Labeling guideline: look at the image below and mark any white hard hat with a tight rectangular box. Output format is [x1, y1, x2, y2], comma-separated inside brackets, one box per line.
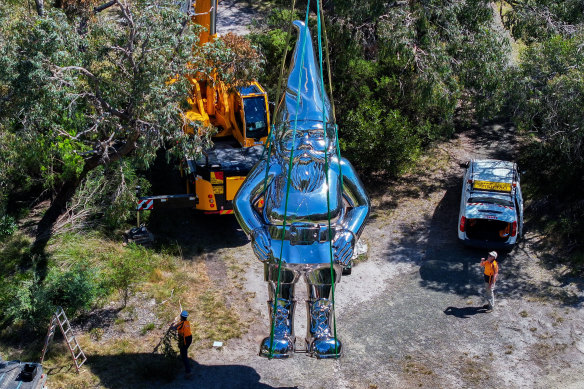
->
[488, 251, 498, 259]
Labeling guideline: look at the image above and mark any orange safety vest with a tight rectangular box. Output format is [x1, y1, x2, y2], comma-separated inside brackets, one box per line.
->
[177, 320, 192, 343]
[484, 260, 498, 277]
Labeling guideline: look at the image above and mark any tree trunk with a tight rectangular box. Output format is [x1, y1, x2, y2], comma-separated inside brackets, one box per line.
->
[34, 0, 44, 17]
[31, 164, 92, 278]
[31, 135, 137, 277]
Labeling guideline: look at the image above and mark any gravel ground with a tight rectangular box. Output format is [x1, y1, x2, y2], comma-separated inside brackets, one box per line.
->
[158, 122, 584, 389]
[216, 0, 261, 36]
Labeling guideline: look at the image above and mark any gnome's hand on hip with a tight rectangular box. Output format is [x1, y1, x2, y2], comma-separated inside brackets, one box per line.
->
[333, 229, 355, 266]
[250, 227, 271, 262]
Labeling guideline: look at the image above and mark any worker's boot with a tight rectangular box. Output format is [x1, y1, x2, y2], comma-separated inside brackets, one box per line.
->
[259, 265, 298, 358]
[305, 265, 342, 359]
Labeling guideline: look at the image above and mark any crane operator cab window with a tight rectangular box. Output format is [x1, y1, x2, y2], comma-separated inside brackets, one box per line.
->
[242, 96, 268, 140]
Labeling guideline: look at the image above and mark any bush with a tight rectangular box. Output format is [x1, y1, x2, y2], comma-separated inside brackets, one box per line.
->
[44, 263, 103, 316]
[0, 261, 104, 333]
[252, 2, 509, 174]
[106, 245, 155, 306]
[4, 274, 54, 332]
[0, 214, 17, 238]
[341, 101, 421, 175]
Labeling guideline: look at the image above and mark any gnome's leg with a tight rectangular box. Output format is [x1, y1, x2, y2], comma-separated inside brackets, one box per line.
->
[259, 263, 300, 358]
[305, 264, 342, 359]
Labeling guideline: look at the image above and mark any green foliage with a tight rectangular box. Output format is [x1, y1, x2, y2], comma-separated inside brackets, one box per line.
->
[503, 0, 584, 43]
[44, 264, 103, 315]
[0, 230, 171, 332]
[1, 261, 103, 332]
[342, 103, 420, 174]
[0, 214, 17, 238]
[330, 0, 508, 173]
[505, 0, 584, 261]
[249, 9, 300, 99]
[5, 274, 54, 332]
[0, 0, 262, 227]
[253, 1, 510, 174]
[106, 244, 155, 306]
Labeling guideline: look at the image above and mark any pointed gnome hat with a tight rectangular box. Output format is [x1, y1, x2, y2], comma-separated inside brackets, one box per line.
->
[275, 20, 332, 128]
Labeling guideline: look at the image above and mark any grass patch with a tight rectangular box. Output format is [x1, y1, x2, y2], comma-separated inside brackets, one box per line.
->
[197, 289, 244, 342]
[141, 323, 156, 335]
[459, 357, 487, 386]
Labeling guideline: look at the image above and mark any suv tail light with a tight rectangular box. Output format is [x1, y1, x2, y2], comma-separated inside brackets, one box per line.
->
[511, 221, 517, 237]
[459, 216, 466, 232]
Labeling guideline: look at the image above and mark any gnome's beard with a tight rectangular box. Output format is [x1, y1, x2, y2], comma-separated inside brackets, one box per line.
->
[290, 159, 326, 193]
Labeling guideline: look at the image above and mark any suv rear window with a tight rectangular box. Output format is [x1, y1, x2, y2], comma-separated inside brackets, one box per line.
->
[468, 196, 514, 207]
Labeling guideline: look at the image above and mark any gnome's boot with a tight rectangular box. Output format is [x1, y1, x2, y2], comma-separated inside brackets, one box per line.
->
[304, 265, 342, 358]
[259, 297, 296, 358]
[306, 297, 342, 358]
[259, 265, 298, 358]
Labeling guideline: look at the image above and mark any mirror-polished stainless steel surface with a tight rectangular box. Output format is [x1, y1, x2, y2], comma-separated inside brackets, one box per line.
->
[234, 20, 370, 359]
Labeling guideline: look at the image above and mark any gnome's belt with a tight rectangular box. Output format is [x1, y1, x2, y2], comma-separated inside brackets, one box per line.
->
[268, 224, 337, 245]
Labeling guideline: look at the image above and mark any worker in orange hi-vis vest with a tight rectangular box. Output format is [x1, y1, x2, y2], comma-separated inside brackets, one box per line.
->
[480, 251, 499, 311]
[172, 310, 192, 375]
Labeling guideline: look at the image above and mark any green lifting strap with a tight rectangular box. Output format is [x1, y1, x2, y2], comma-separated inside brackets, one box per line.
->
[316, 0, 339, 358]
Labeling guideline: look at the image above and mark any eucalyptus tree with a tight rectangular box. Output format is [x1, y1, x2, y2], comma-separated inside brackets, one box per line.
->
[0, 0, 260, 251]
[317, 0, 510, 173]
[504, 0, 584, 249]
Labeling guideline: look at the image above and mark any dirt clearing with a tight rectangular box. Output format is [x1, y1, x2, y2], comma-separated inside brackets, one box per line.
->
[155, 122, 584, 389]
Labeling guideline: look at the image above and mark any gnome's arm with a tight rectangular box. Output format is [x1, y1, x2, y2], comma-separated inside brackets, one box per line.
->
[234, 160, 279, 262]
[234, 160, 269, 234]
[338, 158, 370, 238]
[330, 157, 370, 266]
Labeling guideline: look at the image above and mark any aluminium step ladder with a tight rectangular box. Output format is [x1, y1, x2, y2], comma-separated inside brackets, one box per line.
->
[40, 307, 87, 373]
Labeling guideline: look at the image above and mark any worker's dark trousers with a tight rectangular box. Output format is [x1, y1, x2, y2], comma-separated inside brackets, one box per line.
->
[179, 335, 192, 373]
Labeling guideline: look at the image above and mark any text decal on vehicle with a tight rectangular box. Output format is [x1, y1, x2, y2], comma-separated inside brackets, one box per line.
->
[473, 180, 512, 192]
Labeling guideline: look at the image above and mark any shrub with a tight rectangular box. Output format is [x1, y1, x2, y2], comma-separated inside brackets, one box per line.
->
[4, 275, 54, 332]
[0, 214, 17, 238]
[44, 263, 103, 316]
[106, 245, 155, 306]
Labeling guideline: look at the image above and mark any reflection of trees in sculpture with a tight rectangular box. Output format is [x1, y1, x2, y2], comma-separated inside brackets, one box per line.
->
[234, 21, 370, 359]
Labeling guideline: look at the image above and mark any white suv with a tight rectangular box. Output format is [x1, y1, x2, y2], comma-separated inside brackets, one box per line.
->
[458, 159, 524, 249]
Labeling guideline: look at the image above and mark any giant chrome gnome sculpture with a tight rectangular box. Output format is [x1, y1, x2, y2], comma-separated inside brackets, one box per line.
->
[234, 21, 370, 359]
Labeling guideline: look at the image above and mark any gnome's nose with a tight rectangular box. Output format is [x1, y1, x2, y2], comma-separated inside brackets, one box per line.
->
[298, 136, 312, 150]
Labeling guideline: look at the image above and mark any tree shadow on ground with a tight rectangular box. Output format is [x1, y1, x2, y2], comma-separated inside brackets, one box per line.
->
[377, 120, 582, 306]
[72, 307, 123, 332]
[415, 180, 485, 298]
[146, 208, 249, 257]
[83, 353, 295, 389]
[462, 121, 519, 162]
[140, 149, 249, 257]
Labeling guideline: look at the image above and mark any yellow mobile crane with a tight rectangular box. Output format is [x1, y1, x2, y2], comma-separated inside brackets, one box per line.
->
[137, 0, 270, 216]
